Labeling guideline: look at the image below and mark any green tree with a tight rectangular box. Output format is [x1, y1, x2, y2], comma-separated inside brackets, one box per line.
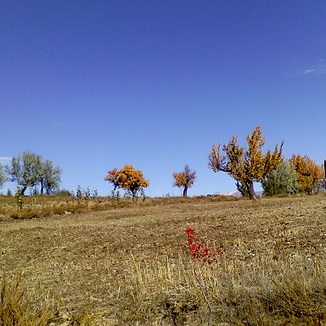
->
[6, 152, 62, 195]
[209, 126, 284, 200]
[261, 160, 299, 196]
[40, 160, 62, 194]
[172, 165, 196, 197]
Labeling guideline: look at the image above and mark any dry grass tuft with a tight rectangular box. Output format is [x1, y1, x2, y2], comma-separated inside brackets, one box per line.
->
[0, 273, 53, 326]
[0, 273, 96, 326]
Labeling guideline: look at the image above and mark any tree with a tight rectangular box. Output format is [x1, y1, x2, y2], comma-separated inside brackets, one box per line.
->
[173, 165, 196, 197]
[6, 152, 62, 195]
[105, 164, 149, 200]
[261, 160, 299, 196]
[40, 160, 62, 194]
[7, 152, 42, 195]
[290, 155, 324, 194]
[104, 168, 120, 194]
[208, 126, 284, 200]
[0, 163, 5, 189]
[235, 180, 249, 198]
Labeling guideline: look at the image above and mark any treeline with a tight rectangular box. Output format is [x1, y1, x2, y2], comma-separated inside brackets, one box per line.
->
[105, 126, 325, 199]
[1, 126, 325, 199]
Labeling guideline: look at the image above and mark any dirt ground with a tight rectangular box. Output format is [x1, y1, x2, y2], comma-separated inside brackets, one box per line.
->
[1, 195, 326, 324]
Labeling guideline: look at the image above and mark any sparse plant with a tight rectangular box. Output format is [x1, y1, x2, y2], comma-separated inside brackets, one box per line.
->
[15, 187, 23, 210]
[185, 227, 223, 264]
[76, 185, 83, 199]
[185, 227, 223, 326]
[92, 188, 98, 198]
[84, 186, 91, 198]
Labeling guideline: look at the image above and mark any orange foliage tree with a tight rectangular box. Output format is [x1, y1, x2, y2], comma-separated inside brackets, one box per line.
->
[209, 126, 283, 200]
[172, 165, 196, 197]
[104, 168, 120, 192]
[290, 155, 323, 194]
[105, 164, 149, 200]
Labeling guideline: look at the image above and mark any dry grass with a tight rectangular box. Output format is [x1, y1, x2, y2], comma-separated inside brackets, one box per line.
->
[1, 194, 326, 325]
[0, 195, 118, 221]
[0, 273, 53, 326]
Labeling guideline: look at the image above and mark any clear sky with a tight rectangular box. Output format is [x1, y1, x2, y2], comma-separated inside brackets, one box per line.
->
[1, 1, 325, 196]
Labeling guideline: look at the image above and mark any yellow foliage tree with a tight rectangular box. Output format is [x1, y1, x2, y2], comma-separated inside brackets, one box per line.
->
[290, 155, 323, 194]
[209, 126, 283, 200]
[105, 164, 149, 200]
[173, 165, 196, 197]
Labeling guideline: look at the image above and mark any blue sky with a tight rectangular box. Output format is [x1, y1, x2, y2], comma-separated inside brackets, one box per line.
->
[1, 1, 325, 196]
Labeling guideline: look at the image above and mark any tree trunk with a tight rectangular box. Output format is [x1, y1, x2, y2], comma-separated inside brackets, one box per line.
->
[132, 189, 137, 202]
[40, 178, 44, 195]
[21, 186, 27, 196]
[182, 186, 188, 197]
[236, 180, 249, 198]
[245, 180, 257, 200]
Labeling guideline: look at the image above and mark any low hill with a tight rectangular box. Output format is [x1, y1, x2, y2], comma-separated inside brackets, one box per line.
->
[1, 195, 326, 325]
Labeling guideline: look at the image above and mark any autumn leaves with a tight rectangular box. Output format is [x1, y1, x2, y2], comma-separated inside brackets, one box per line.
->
[105, 165, 149, 200]
[105, 126, 324, 199]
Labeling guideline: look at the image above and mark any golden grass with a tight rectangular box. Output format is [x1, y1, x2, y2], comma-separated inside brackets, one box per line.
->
[0, 194, 326, 325]
[0, 195, 115, 220]
[0, 273, 53, 326]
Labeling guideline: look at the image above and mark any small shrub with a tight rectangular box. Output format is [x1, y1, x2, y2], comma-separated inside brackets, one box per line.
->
[185, 227, 223, 264]
[56, 189, 73, 197]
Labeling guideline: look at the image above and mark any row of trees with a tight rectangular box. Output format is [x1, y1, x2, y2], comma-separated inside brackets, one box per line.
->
[104, 126, 325, 199]
[1, 126, 324, 199]
[0, 152, 62, 195]
[104, 163, 197, 199]
[261, 156, 324, 196]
